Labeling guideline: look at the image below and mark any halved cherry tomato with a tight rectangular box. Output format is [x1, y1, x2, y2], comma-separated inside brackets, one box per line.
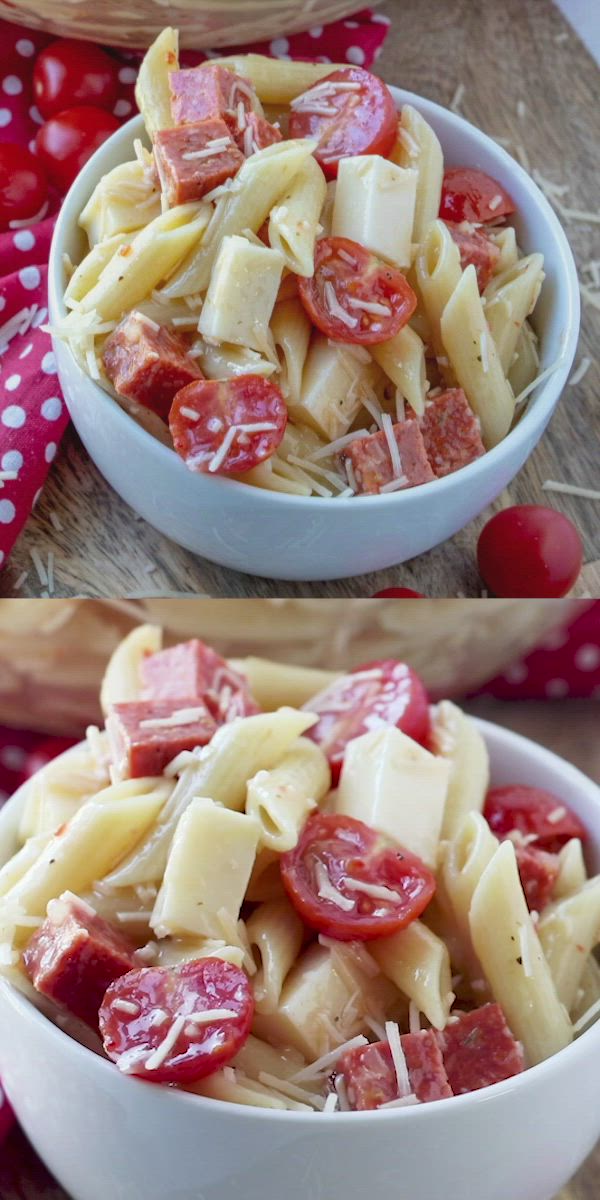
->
[444, 221, 500, 292]
[372, 588, 425, 598]
[36, 106, 120, 191]
[440, 168, 516, 225]
[484, 785, 588, 854]
[33, 39, 119, 120]
[477, 506, 583, 598]
[0, 143, 47, 229]
[280, 812, 436, 940]
[288, 66, 397, 180]
[298, 237, 416, 345]
[99, 958, 254, 1084]
[169, 375, 287, 475]
[304, 658, 430, 784]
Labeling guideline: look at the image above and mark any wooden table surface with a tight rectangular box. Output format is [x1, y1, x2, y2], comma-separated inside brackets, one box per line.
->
[0, 0, 598, 599]
[1, 695, 598, 1197]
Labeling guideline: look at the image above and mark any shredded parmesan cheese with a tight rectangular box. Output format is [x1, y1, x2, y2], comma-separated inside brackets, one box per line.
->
[409, 1002, 421, 1034]
[324, 281, 358, 329]
[343, 877, 403, 903]
[144, 1015, 187, 1071]
[208, 426, 237, 473]
[568, 356, 592, 386]
[112, 999, 141, 1016]
[257, 1072, 325, 1110]
[292, 1035, 368, 1083]
[310, 429, 370, 460]
[546, 805, 568, 825]
[379, 1094, 420, 1108]
[542, 480, 600, 501]
[385, 1021, 410, 1096]
[323, 1090, 339, 1112]
[573, 995, 600, 1035]
[186, 1008, 239, 1025]
[140, 706, 209, 729]
[381, 412, 403, 478]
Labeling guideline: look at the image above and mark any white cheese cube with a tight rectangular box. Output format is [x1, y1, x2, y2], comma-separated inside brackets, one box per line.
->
[335, 727, 450, 867]
[198, 234, 284, 353]
[151, 797, 260, 939]
[332, 156, 418, 268]
[293, 335, 375, 442]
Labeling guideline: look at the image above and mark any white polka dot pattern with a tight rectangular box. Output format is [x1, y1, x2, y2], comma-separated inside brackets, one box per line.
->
[0, 500, 16, 524]
[13, 230, 35, 251]
[41, 396, 62, 421]
[1, 405, 26, 428]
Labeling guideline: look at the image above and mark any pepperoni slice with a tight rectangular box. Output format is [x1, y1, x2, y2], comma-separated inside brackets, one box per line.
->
[169, 375, 287, 476]
[288, 66, 397, 180]
[303, 658, 430, 784]
[298, 237, 416, 345]
[440, 168, 516, 225]
[99, 958, 254, 1084]
[484, 785, 588, 854]
[444, 221, 500, 292]
[281, 812, 436, 941]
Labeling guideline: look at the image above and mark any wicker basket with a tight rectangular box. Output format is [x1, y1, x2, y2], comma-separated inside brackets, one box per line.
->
[0, 599, 580, 736]
[0, 0, 378, 49]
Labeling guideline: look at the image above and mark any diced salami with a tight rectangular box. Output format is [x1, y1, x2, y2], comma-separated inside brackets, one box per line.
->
[436, 1004, 525, 1094]
[102, 312, 202, 422]
[154, 118, 244, 205]
[409, 388, 485, 478]
[515, 844, 559, 913]
[106, 698, 217, 779]
[402, 1030, 454, 1102]
[445, 221, 500, 292]
[140, 638, 260, 722]
[235, 112, 282, 156]
[23, 892, 137, 1029]
[340, 1030, 451, 1110]
[170, 64, 257, 127]
[340, 420, 435, 495]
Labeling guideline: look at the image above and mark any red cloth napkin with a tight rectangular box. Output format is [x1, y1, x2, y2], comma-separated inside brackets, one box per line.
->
[0, 9, 391, 570]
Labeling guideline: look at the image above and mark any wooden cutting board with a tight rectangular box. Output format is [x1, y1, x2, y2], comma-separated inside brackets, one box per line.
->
[1, 697, 599, 1197]
[0, 0, 598, 599]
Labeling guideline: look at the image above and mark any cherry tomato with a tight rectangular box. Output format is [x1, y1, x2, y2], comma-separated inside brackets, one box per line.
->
[477, 506, 583, 598]
[0, 1080, 15, 1146]
[100, 958, 254, 1084]
[444, 221, 500, 292]
[289, 66, 397, 179]
[298, 237, 416, 345]
[0, 143, 47, 229]
[26, 737, 78, 779]
[515, 844, 559, 912]
[280, 812, 436, 941]
[484, 785, 588, 854]
[169, 375, 287, 476]
[304, 658, 430, 784]
[372, 588, 425, 598]
[33, 39, 119, 120]
[36, 106, 120, 192]
[440, 168, 516, 225]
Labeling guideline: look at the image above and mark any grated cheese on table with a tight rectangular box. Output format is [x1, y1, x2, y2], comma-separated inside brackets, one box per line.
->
[542, 480, 600, 501]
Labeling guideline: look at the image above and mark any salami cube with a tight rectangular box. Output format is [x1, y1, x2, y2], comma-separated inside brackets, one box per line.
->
[23, 892, 137, 1029]
[106, 698, 217, 779]
[417, 388, 485, 478]
[341, 421, 435, 495]
[235, 112, 283, 156]
[170, 64, 256, 126]
[140, 639, 260, 722]
[515, 844, 560, 913]
[445, 221, 500, 292]
[154, 118, 244, 205]
[402, 1030, 454, 1102]
[340, 1031, 452, 1110]
[102, 312, 202, 421]
[437, 1003, 525, 1094]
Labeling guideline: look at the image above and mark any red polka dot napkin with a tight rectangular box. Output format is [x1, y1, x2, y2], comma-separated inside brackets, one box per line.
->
[0, 9, 391, 571]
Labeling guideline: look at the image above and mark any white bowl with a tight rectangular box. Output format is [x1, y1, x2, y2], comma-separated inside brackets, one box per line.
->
[1, 720, 599, 1200]
[48, 94, 580, 582]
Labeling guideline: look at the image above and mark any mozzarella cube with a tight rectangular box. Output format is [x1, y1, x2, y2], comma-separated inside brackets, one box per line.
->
[198, 234, 284, 352]
[151, 797, 260, 939]
[332, 156, 418, 268]
[335, 727, 450, 867]
[293, 335, 375, 442]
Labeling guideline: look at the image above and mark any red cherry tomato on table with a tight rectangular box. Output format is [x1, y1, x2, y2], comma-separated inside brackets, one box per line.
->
[33, 39, 120, 120]
[36, 106, 120, 192]
[280, 812, 436, 941]
[484, 785, 588, 854]
[169, 375, 287, 476]
[298, 237, 416, 345]
[0, 143, 47, 229]
[477, 505, 583, 598]
[99, 958, 254, 1084]
[288, 66, 397, 180]
[304, 659, 430, 784]
[440, 168, 516, 225]
[372, 588, 425, 598]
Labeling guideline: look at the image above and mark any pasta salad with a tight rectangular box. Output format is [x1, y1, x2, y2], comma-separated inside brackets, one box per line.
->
[52, 30, 549, 498]
[1, 628, 599, 1112]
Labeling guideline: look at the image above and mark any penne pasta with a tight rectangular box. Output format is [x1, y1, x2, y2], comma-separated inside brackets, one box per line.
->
[537, 877, 600, 1012]
[208, 54, 346, 105]
[391, 105, 444, 245]
[485, 253, 545, 374]
[370, 325, 427, 416]
[134, 25, 178, 139]
[246, 737, 330, 852]
[246, 898, 304, 1013]
[370, 920, 453, 1030]
[268, 155, 327, 277]
[430, 701, 490, 840]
